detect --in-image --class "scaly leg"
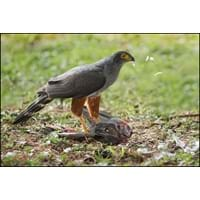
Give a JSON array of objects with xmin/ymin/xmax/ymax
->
[
  {"xmin": 71, "ymin": 97, "xmax": 89, "ymax": 134},
  {"xmin": 86, "ymin": 96, "xmax": 101, "ymax": 123},
  {"xmin": 79, "ymin": 115, "xmax": 89, "ymax": 133}
]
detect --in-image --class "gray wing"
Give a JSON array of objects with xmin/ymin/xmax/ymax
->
[{"xmin": 46, "ymin": 67, "xmax": 106, "ymax": 98}]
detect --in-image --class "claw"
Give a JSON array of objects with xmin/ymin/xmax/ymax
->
[{"xmin": 93, "ymin": 117, "xmax": 100, "ymax": 124}]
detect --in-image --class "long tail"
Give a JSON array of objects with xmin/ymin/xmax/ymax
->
[{"xmin": 13, "ymin": 94, "xmax": 52, "ymax": 124}]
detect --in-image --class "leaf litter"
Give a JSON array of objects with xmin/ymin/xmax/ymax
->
[{"xmin": 1, "ymin": 109, "xmax": 199, "ymax": 166}]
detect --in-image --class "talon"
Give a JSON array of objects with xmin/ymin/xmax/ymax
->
[
  {"xmin": 82, "ymin": 125, "xmax": 90, "ymax": 134},
  {"xmin": 93, "ymin": 117, "xmax": 100, "ymax": 124}
]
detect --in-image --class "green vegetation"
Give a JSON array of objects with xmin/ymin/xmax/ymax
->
[{"xmin": 1, "ymin": 34, "xmax": 199, "ymax": 166}]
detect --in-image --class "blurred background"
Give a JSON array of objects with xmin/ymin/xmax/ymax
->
[{"xmin": 1, "ymin": 34, "xmax": 199, "ymax": 117}]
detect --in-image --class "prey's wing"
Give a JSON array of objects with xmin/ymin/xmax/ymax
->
[{"xmin": 46, "ymin": 67, "xmax": 106, "ymax": 98}]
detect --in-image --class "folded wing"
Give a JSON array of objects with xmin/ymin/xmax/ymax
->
[{"xmin": 46, "ymin": 67, "xmax": 106, "ymax": 98}]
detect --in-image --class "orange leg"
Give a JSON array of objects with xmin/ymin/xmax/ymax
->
[
  {"xmin": 71, "ymin": 97, "xmax": 89, "ymax": 133},
  {"xmin": 86, "ymin": 96, "xmax": 101, "ymax": 123}
]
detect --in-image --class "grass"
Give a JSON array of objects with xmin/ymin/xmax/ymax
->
[{"xmin": 1, "ymin": 34, "xmax": 199, "ymax": 166}]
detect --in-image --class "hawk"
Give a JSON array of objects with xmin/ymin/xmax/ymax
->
[{"xmin": 13, "ymin": 51, "xmax": 135, "ymax": 133}]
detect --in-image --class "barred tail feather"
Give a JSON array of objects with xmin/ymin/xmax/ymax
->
[{"xmin": 13, "ymin": 94, "xmax": 52, "ymax": 124}]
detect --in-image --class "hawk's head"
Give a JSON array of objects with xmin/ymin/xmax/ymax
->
[{"xmin": 112, "ymin": 51, "xmax": 135, "ymax": 63}]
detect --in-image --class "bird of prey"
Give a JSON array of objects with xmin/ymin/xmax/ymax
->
[{"xmin": 13, "ymin": 51, "xmax": 135, "ymax": 133}]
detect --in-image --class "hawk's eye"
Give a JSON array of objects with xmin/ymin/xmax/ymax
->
[
  {"xmin": 120, "ymin": 53, "xmax": 130, "ymax": 60},
  {"xmin": 105, "ymin": 128, "xmax": 109, "ymax": 133}
]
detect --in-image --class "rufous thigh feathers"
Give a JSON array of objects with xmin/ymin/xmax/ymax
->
[
  {"xmin": 86, "ymin": 96, "xmax": 101, "ymax": 122},
  {"xmin": 71, "ymin": 97, "xmax": 89, "ymax": 133},
  {"xmin": 71, "ymin": 96, "xmax": 101, "ymax": 132},
  {"xmin": 71, "ymin": 97, "xmax": 87, "ymax": 117}
]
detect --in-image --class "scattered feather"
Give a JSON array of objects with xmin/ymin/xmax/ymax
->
[
  {"xmin": 154, "ymin": 72, "xmax": 163, "ymax": 76},
  {"xmin": 157, "ymin": 142, "xmax": 168, "ymax": 151},
  {"xmin": 145, "ymin": 56, "xmax": 150, "ymax": 61},
  {"xmin": 149, "ymin": 57, "xmax": 154, "ymax": 61},
  {"xmin": 50, "ymin": 131, "xmax": 58, "ymax": 138},
  {"xmin": 154, "ymin": 152, "xmax": 175, "ymax": 160},
  {"xmin": 184, "ymin": 140, "xmax": 199, "ymax": 153},
  {"xmin": 137, "ymin": 148, "xmax": 155, "ymax": 155},
  {"xmin": 172, "ymin": 134, "xmax": 186, "ymax": 149},
  {"xmin": 45, "ymin": 140, "xmax": 51, "ymax": 145},
  {"xmin": 18, "ymin": 140, "xmax": 27, "ymax": 145},
  {"xmin": 63, "ymin": 147, "xmax": 72, "ymax": 153},
  {"xmin": 42, "ymin": 151, "xmax": 49, "ymax": 157},
  {"xmin": 145, "ymin": 56, "xmax": 154, "ymax": 62},
  {"xmin": 5, "ymin": 152, "xmax": 16, "ymax": 157},
  {"xmin": 28, "ymin": 152, "xmax": 33, "ymax": 157}
]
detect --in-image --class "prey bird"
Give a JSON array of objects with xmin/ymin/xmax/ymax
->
[
  {"xmin": 55, "ymin": 108, "xmax": 133, "ymax": 145},
  {"xmin": 13, "ymin": 51, "xmax": 135, "ymax": 133}
]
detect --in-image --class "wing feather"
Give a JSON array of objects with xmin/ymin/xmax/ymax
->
[{"xmin": 46, "ymin": 67, "xmax": 105, "ymax": 98}]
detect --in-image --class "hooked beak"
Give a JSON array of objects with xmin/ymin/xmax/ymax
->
[
  {"xmin": 130, "ymin": 56, "xmax": 135, "ymax": 66},
  {"xmin": 130, "ymin": 55, "xmax": 135, "ymax": 62}
]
